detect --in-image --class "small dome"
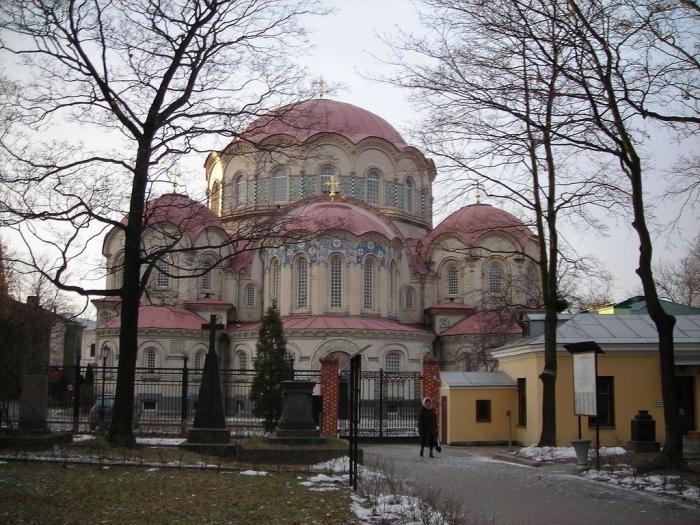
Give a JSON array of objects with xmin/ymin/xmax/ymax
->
[
  {"xmin": 143, "ymin": 193, "xmax": 226, "ymax": 242},
  {"xmin": 426, "ymin": 203, "xmax": 533, "ymax": 250},
  {"xmin": 241, "ymin": 99, "xmax": 408, "ymax": 150}
]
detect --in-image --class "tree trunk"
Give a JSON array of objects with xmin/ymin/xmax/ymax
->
[
  {"xmin": 629, "ymin": 158, "xmax": 682, "ymax": 464},
  {"xmin": 108, "ymin": 146, "xmax": 150, "ymax": 445}
]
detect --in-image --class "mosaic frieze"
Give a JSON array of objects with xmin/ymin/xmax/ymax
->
[{"xmin": 265, "ymin": 237, "xmax": 400, "ymax": 268}]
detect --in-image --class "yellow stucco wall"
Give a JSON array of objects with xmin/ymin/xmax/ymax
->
[
  {"xmin": 439, "ymin": 386, "xmax": 517, "ymax": 444},
  {"xmin": 498, "ymin": 353, "xmax": 699, "ymax": 447}
]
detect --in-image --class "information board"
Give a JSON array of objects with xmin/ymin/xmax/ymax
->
[{"xmin": 572, "ymin": 352, "xmax": 597, "ymax": 416}]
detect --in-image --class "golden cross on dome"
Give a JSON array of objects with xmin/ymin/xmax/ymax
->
[
  {"xmin": 314, "ymin": 75, "xmax": 326, "ymax": 99},
  {"xmin": 325, "ymin": 175, "xmax": 340, "ymax": 201},
  {"xmin": 170, "ymin": 167, "xmax": 181, "ymax": 193}
]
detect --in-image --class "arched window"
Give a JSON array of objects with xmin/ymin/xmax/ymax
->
[
  {"xmin": 270, "ymin": 258, "xmax": 280, "ymax": 305},
  {"xmin": 405, "ymin": 177, "xmax": 414, "ymax": 212},
  {"xmin": 101, "ymin": 346, "xmax": 113, "ymax": 367},
  {"xmin": 404, "ymin": 286, "xmax": 415, "ymax": 311},
  {"xmin": 112, "ymin": 253, "xmax": 124, "ymax": 289},
  {"xmin": 319, "ymin": 164, "xmax": 335, "ymax": 193},
  {"xmin": 194, "ymin": 350, "xmax": 206, "ymax": 370},
  {"xmin": 200, "ymin": 258, "xmax": 215, "ymax": 292},
  {"xmin": 329, "ymin": 254, "xmax": 343, "ymax": 309},
  {"xmin": 237, "ymin": 350, "xmax": 248, "ymax": 371},
  {"xmin": 211, "ymin": 181, "xmax": 221, "ymax": 215},
  {"xmin": 363, "ymin": 256, "xmax": 376, "ymax": 310},
  {"xmin": 366, "ymin": 168, "xmax": 380, "ymax": 205},
  {"xmin": 385, "ymin": 351, "xmax": 401, "ymax": 373},
  {"xmin": 272, "ymin": 168, "xmax": 287, "ymax": 203},
  {"xmin": 447, "ymin": 264, "xmax": 458, "ymax": 295},
  {"xmin": 489, "ymin": 262, "xmax": 503, "ymax": 294},
  {"xmin": 293, "ymin": 255, "xmax": 309, "ymax": 309},
  {"xmin": 389, "ymin": 261, "xmax": 397, "ymax": 314},
  {"xmin": 144, "ymin": 349, "xmax": 156, "ymax": 372},
  {"xmin": 245, "ymin": 284, "xmax": 256, "ymax": 307},
  {"xmin": 156, "ymin": 259, "xmax": 170, "ymax": 288},
  {"xmin": 236, "ymin": 174, "xmax": 246, "ymax": 206}
]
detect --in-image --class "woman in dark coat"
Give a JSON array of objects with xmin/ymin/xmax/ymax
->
[{"xmin": 418, "ymin": 397, "xmax": 438, "ymax": 458}]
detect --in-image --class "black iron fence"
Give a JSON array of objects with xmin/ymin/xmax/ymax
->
[
  {"xmin": 339, "ymin": 369, "xmax": 421, "ymax": 439},
  {"xmin": 1, "ymin": 364, "xmax": 320, "ymax": 436}
]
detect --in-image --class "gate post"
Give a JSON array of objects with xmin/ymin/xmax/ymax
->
[
  {"xmin": 422, "ymin": 354, "xmax": 440, "ymax": 423},
  {"xmin": 320, "ymin": 356, "xmax": 339, "ymax": 438}
]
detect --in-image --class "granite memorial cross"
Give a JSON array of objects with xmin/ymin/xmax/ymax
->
[{"xmin": 192, "ymin": 315, "xmax": 226, "ymax": 431}]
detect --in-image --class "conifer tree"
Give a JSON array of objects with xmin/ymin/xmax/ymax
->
[{"xmin": 250, "ymin": 305, "xmax": 293, "ymax": 433}]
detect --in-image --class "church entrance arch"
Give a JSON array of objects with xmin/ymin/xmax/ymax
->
[{"xmin": 311, "ymin": 339, "xmax": 360, "ymax": 370}]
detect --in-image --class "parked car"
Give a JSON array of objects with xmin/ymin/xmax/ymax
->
[{"xmin": 89, "ymin": 395, "xmax": 114, "ymax": 430}]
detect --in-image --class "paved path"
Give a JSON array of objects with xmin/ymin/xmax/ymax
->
[{"xmin": 361, "ymin": 444, "xmax": 700, "ymax": 525}]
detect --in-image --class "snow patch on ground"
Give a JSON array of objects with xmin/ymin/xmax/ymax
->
[
  {"xmin": 311, "ymin": 456, "xmax": 349, "ymax": 473},
  {"xmin": 72, "ymin": 434, "xmax": 95, "ymax": 442},
  {"xmin": 515, "ymin": 445, "xmax": 626, "ymax": 462},
  {"xmin": 240, "ymin": 470, "xmax": 269, "ymax": 476},
  {"xmin": 136, "ymin": 437, "xmax": 185, "ymax": 446},
  {"xmin": 582, "ymin": 468, "xmax": 700, "ymax": 503}
]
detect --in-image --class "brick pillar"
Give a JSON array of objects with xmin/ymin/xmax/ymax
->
[
  {"xmin": 320, "ymin": 356, "xmax": 339, "ymax": 438},
  {"xmin": 422, "ymin": 354, "xmax": 441, "ymax": 423}
]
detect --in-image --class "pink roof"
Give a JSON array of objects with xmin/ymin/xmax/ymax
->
[
  {"xmin": 140, "ymin": 193, "xmax": 226, "ymax": 244},
  {"xmin": 425, "ymin": 203, "xmax": 534, "ymax": 251},
  {"xmin": 241, "ymin": 99, "xmax": 408, "ymax": 150},
  {"xmin": 100, "ymin": 305, "xmax": 208, "ymax": 331},
  {"xmin": 286, "ymin": 202, "xmax": 399, "ymax": 240},
  {"xmin": 441, "ymin": 311, "xmax": 522, "ymax": 336},
  {"xmin": 229, "ymin": 315, "xmax": 431, "ymax": 334}
]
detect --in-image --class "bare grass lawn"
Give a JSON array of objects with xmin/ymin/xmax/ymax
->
[{"xmin": 0, "ymin": 459, "xmax": 357, "ymax": 524}]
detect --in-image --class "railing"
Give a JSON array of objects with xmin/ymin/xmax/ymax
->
[
  {"xmin": 1, "ymin": 365, "xmax": 320, "ymax": 436},
  {"xmin": 339, "ymin": 369, "xmax": 421, "ymax": 439}
]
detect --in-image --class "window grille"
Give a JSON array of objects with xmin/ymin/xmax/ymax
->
[
  {"xmin": 246, "ymin": 285, "xmax": 255, "ymax": 307},
  {"xmin": 238, "ymin": 351, "xmax": 248, "ymax": 371},
  {"xmin": 156, "ymin": 259, "xmax": 170, "ymax": 288},
  {"xmin": 271, "ymin": 259, "xmax": 280, "ymax": 304},
  {"xmin": 367, "ymin": 169, "xmax": 379, "ymax": 204},
  {"xmin": 405, "ymin": 286, "xmax": 415, "ymax": 310},
  {"xmin": 405, "ymin": 178, "xmax": 413, "ymax": 212},
  {"xmin": 296, "ymin": 257, "xmax": 308, "ymax": 309},
  {"xmin": 330, "ymin": 255, "xmax": 342, "ymax": 308},
  {"xmin": 194, "ymin": 351, "xmax": 205, "ymax": 370},
  {"xmin": 320, "ymin": 165, "xmax": 334, "ymax": 193},
  {"xmin": 363, "ymin": 257, "xmax": 375, "ymax": 310},
  {"xmin": 272, "ymin": 168, "xmax": 287, "ymax": 203},
  {"xmin": 201, "ymin": 260, "xmax": 213, "ymax": 291},
  {"xmin": 447, "ymin": 265, "xmax": 458, "ymax": 295},
  {"xmin": 236, "ymin": 175, "xmax": 246, "ymax": 205},
  {"xmin": 489, "ymin": 263, "xmax": 503, "ymax": 294},
  {"xmin": 385, "ymin": 352, "xmax": 401, "ymax": 372},
  {"xmin": 145, "ymin": 350, "xmax": 156, "ymax": 372}
]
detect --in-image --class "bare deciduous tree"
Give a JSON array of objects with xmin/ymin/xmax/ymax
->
[
  {"xmin": 384, "ymin": 0, "xmax": 616, "ymax": 446},
  {"xmin": 0, "ymin": 0, "xmax": 322, "ymax": 444}
]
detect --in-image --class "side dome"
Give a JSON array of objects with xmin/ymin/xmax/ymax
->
[
  {"xmin": 241, "ymin": 99, "xmax": 408, "ymax": 150},
  {"xmin": 425, "ymin": 203, "xmax": 534, "ymax": 250},
  {"xmin": 143, "ymin": 193, "xmax": 227, "ymax": 243}
]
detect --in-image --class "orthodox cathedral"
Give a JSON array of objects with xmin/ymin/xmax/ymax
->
[{"xmin": 92, "ymin": 99, "xmax": 540, "ymax": 374}]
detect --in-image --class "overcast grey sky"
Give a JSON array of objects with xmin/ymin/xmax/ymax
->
[{"xmin": 301, "ymin": 0, "xmax": 698, "ymax": 302}]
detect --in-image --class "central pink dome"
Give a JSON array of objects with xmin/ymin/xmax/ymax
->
[{"xmin": 241, "ymin": 99, "xmax": 408, "ymax": 149}]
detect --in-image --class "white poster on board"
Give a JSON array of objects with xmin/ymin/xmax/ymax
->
[{"xmin": 572, "ymin": 352, "xmax": 597, "ymax": 416}]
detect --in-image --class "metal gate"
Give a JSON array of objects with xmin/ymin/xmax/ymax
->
[{"xmin": 338, "ymin": 369, "xmax": 421, "ymax": 439}]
